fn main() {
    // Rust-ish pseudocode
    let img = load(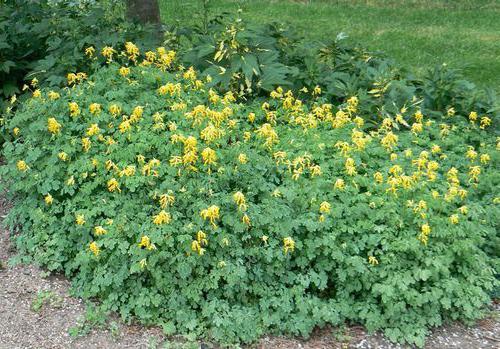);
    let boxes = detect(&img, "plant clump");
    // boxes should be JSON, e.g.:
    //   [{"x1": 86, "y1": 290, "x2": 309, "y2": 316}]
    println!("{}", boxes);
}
[{"x1": 1, "y1": 44, "x2": 498, "y2": 347}]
